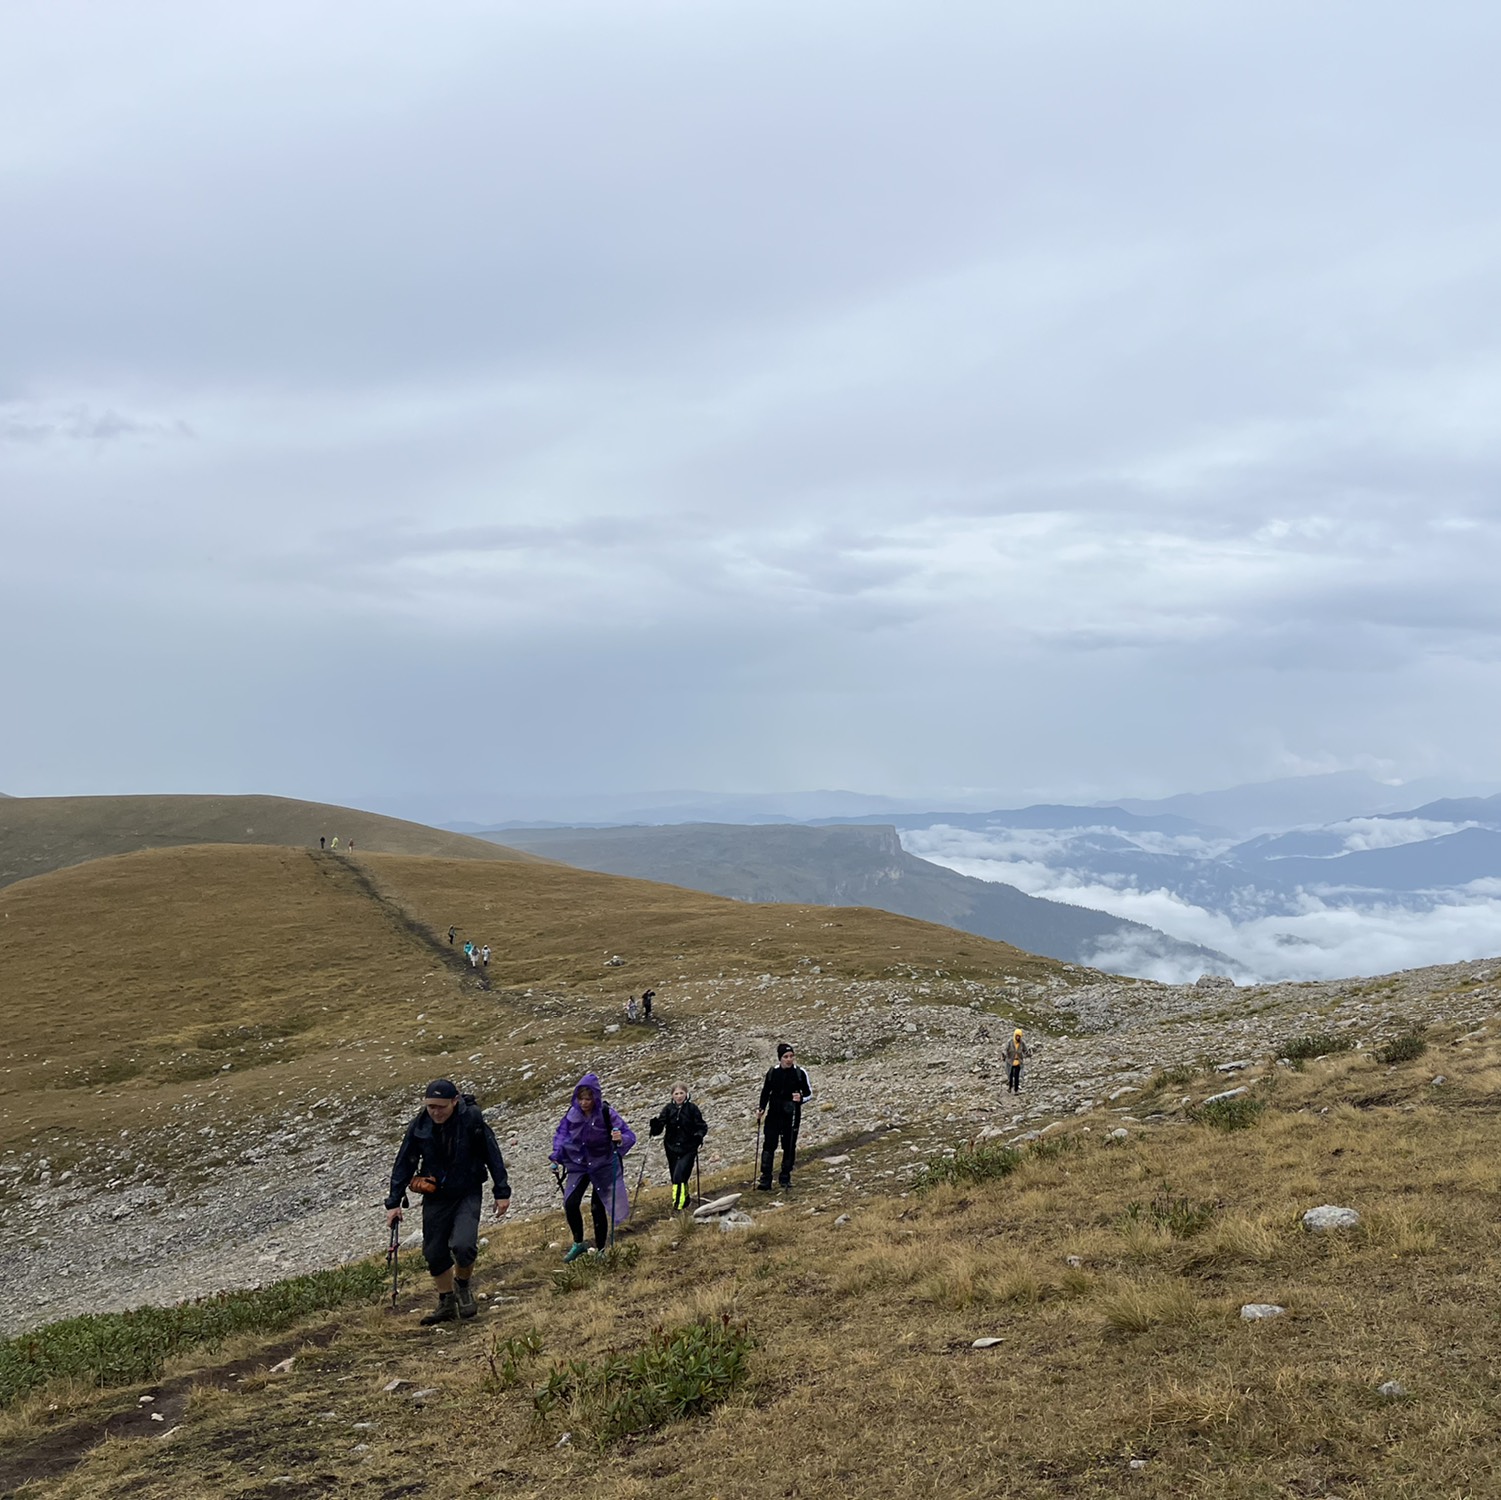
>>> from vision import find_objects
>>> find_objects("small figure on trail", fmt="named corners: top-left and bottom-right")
top-left (384, 1079), bottom-right (511, 1325)
top-left (481, 944), bottom-right (490, 968)
top-left (550, 1073), bottom-right (636, 1261)
top-left (469, 946), bottom-right (480, 970)
top-left (330, 835), bottom-right (340, 850)
top-left (641, 988), bottom-right (655, 1021)
top-left (319, 835), bottom-right (326, 850)
top-left (756, 1042), bottom-right (813, 1191)
top-left (1003, 1028), bottom-right (1031, 1093)
top-left (463, 940), bottom-right (473, 960)
top-left (626, 995), bottom-right (639, 1023)
top-left (347, 838), bottom-right (354, 853)
top-left (649, 1081), bottom-right (707, 1210)
top-left (448, 925), bottom-right (457, 945)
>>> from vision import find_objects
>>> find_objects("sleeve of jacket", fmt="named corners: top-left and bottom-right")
top-left (687, 1102), bottom-right (708, 1145)
top-left (550, 1116), bottom-right (568, 1165)
top-left (758, 1068), bottom-right (774, 1110)
top-left (648, 1111), bottom-right (664, 1137)
top-left (385, 1120), bottom-right (421, 1210)
top-left (611, 1107), bottom-right (637, 1155)
top-left (798, 1067), bottom-right (814, 1099)
top-left (478, 1115), bottom-right (511, 1199)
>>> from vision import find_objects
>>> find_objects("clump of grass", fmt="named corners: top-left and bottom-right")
top-left (1377, 1027), bottom-right (1428, 1064)
top-left (917, 1142), bottom-right (1020, 1193)
top-left (550, 1240), bottom-right (641, 1294)
top-left (483, 1328), bottom-right (544, 1390)
top-left (1028, 1133), bottom-right (1081, 1163)
top-left (1122, 1185), bottom-right (1217, 1240)
top-left (532, 1315), bottom-right (753, 1442)
top-left (1190, 1095), bottom-right (1266, 1132)
top-left (0, 1261), bottom-right (387, 1408)
top-left (1098, 1282), bottom-right (1201, 1337)
top-left (1279, 1031), bottom-right (1354, 1065)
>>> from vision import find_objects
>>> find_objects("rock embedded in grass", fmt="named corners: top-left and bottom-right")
top-left (1240, 1303), bottom-right (1285, 1320)
top-left (1302, 1205), bottom-right (1360, 1232)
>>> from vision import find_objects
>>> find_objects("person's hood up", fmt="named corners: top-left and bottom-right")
top-left (567, 1072), bottom-right (604, 1121)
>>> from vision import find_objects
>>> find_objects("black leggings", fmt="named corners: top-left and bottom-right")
top-left (665, 1146), bottom-right (698, 1187)
top-left (564, 1177), bottom-right (610, 1248)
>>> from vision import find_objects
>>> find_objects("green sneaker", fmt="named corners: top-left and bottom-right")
top-left (563, 1241), bottom-right (589, 1263)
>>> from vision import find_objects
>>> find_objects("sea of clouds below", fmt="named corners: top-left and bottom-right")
top-left (902, 826), bottom-right (1501, 985)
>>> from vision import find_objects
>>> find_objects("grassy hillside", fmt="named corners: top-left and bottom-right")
top-left (0, 844), bottom-right (1062, 1156)
top-left (491, 822), bottom-right (1227, 970)
top-left (4, 1014), bottom-right (1498, 1498)
top-left (0, 794), bottom-right (539, 890)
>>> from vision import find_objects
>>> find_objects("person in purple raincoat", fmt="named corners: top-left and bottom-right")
top-left (550, 1072), bottom-right (637, 1261)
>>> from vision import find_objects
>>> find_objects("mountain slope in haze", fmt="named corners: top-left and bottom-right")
top-left (488, 822), bottom-right (1232, 975)
top-left (813, 803), bottom-right (1218, 836)
top-left (0, 793), bottom-right (541, 890)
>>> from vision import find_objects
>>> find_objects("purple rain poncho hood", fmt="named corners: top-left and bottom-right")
top-left (551, 1072), bottom-right (636, 1225)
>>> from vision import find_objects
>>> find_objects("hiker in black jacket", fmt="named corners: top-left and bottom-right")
top-left (756, 1042), bottom-right (813, 1190)
top-left (648, 1081), bottom-right (708, 1210)
top-left (385, 1079), bottom-right (511, 1324)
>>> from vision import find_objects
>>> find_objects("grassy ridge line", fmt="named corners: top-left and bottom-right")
top-left (0, 792), bottom-right (542, 891)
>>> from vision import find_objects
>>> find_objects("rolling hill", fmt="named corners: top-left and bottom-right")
top-left (485, 822), bottom-right (1230, 975)
top-left (0, 793), bottom-right (540, 890)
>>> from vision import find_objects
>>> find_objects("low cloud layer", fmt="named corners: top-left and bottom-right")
top-left (904, 825), bottom-right (1501, 983)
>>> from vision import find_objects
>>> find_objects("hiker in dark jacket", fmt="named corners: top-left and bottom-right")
top-left (648, 1081), bottom-right (708, 1210)
top-left (385, 1079), bottom-right (511, 1325)
top-left (550, 1072), bottom-right (637, 1261)
top-left (756, 1042), bottom-right (813, 1190)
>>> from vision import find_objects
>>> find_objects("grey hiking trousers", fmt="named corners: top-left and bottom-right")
top-left (421, 1189), bottom-right (482, 1277)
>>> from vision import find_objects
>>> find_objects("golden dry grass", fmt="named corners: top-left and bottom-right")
top-left (12, 1029), bottom-right (1501, 1498)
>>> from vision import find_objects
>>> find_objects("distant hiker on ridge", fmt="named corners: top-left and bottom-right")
top-left (756, 1042), bottom-right (813, 1191)
top-left (625, 995), bottom-right (639, 1023)
top-left (330, 835), bottom-right (340, 850)
top-left (448, 926), bottom-right (457, 945)
top-left (1004, 1028), bottom-right (1031, 1093)
top-left (641, 988), bottom-right (655, 1021)
top-left (550, 1073), bottom-right (636, 1261)
top-left (319, 835), bottom-right (326, 850)
top-left (384, 1079), bottom-right (511, 1325)
top-left (481, 943), bottom-right (490, 968)
top-left (649, 1081), bottom-right (707, 1210)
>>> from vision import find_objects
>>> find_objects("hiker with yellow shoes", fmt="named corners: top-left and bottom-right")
top-left (648, 1081), bottom-right (708, 1210)
top-left (1003, 1028), bottom-right (1031, 1093)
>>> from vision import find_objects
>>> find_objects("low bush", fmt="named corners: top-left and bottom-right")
top-left (918, 1142), bottom-right (1021, 1192)
top-left (483, 1328), bottom-right (544, 1389)
top-left (1190, 1095), bottom-right (1266, 1132)
top-left (0, 1260), bottom-right (387, 1408)
top-left (551, 1241), bottom-right (641, 1294)
top-left (1279, 1031), bottom-right (1354, 1064)
top-left (533, 1315), bottom-right (754, 1442)
top-left (1376, 1028), bottom-right (1428, 1064)
top-left (1122, 1185), bottom-right (1217, 1240)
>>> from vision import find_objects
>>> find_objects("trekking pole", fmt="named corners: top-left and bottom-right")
top-left (694, 1157), bottom-right (701, 1209)
top-left (609, 1149), bottom-right (625, 1255)
top-left (633, 1150), bottom-right (648, 1204)
top-left (549, 1164), bottom-right (566, 1198)
top-left (386, 1219), bottom-right (401, 1311)
top-left (749, 1117), bottom-right (761, 1187)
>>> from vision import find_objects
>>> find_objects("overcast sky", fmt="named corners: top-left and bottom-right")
top-left (5, 0), bottom-right (1501, 817)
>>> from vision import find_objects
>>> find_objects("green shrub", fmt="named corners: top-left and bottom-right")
top-left (0, 1260), bottom-right (386, 1408)
top-left (1122, 1185), bottom-right (1216, 1239)
top-left (550, 1241), bottom-right (641, 1295)
top-left (1280, 1031), bottom-right (1354, 1064)
top-left (918, 1142), bottom-right (1021, 1193)
top-left (1376, 1028), bottom-right (1428, 1064)
top-left (484, 1328), bottom-right (544, 1389)
top-left (1027, 1134), bottom-right (1081, 1164)
top-left (1190, 1095), bottom-right (1266, 1132)
top-left (533, 1315), bottom-right (753, 1442)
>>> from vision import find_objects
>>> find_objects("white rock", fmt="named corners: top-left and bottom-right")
top-left (1216, 1060), bottom-right (1251, 1073)
top-left (604, 1024), bottom-right (620, 1034)
top-left (833, 1214), bottom-right (851, 1227)
top-left (822, 1155), bottom-right (850, 1166)
top-left (269, 1357), bottom-right (296, 1374)
top-left (971, 1337), bottom-right (1003, 1349)
top-left (1302, 1205), bottom-right (1360, 1232)
top-left (408, 1387), bottom-right (439, 1402)
top-left (1065, 1255), bottom-right (1083, 1269)
top-left (1377, 1380), bottom-right (1408, 1399)
top-left (1201, 1086), bottom-right (1250, 1107)
top-left (382, 1379), bottom-right (411, 1393)
top-left (1129, 1458), bottom-right (1148, 1471)
top-left (150, 1412), bottom-right (165, 1422)
top-left (692, 1193), bottom-right (742, 1218)
top-left (719, 1211), bottom-right (755, 1231)
top-left (1240, 1304), bottom-right (1285, 1321)
top-left (138, 1396), bottom-right (155, 1405)
top-left (1430, 1075), bottom-right (1447, 1087)
top-left (556, 1431), bottom-right (573, 1447)
top-left (1107, 1128), bottom-right (1129, 1142)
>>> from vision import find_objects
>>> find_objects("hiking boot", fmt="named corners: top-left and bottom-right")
top-left (420, 1292), bottom-right (457, 1325)
top-left (454, 1281), bottom-right (478, 1319)
top-left (563, 1241), bottom-right (590, 1263)
top-left (754, 1181), bottom-right (771, 1191)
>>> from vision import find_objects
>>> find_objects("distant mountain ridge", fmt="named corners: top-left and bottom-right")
top-left (489, 822), bottom-right (1233, 976)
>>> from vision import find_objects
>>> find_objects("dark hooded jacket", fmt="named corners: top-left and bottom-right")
top-left (385, 1098), bottom-right (511, 1210)
top-left (648, 1097), bottom-right (708, 1157)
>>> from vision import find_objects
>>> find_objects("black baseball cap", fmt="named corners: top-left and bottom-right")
top-left (424, 1079), bottom-right (459, 1099)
